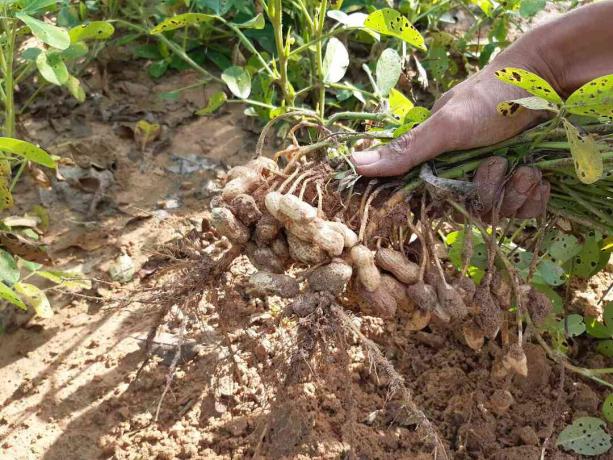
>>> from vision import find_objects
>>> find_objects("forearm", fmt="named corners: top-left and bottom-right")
top-left (494, 1), bottom-right (613, 97)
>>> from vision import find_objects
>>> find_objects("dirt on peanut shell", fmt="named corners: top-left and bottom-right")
top-left (1, 58), bottom-right (612, 460)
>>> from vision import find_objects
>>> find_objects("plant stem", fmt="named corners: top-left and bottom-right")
top-left (314, 0), bottom-right (327, 119)
top-left (270, 0), bottom-right (292, 105)
top-left (326, 111), bottom-right (395, 126)
top-left (0, 18), bottom-right (16, 137)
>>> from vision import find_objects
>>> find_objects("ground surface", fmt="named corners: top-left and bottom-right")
top-left (0, 46), bottom-right (612, 460)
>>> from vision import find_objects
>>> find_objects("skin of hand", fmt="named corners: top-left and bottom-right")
top-left (351, 1), bottom-right (613, 180)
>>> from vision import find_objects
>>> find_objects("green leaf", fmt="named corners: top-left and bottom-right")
top-left (68, 21), bottom-right (115, 42)
top-left (375, 48), bottom-right (402, 97)
top-left (393, 122), bottom-right (417, 138)
top-left (14, 282), bottom-right (52, 318)
top-left (65, 75), bottom-right (85, 102)
top-left (603, 394), bottom-right (613, 422)
top-left (563, 119), bottom-right (603, 184)
top-left (17, 258), bottom-right (42, 272)
top-left (565, 74), bottom-right (613, 119)
top-left (389, 88), bottom-right (414, 120)
top-left (21, 47), bottom-right (42, 61)
top-left (199, 0), bottom-right (235, 15)
top-left (597, 340), bottom-right (613, 358)
top-left (148, 60), bottom-right (168, 79)
top-left (221, 66), bottom-right (251, 99)
top-left (235, 13), bottom-right (265, 29)
top-left (60, 42), bottom-right (89, 61)
top-left (0, 138), bottom-right (55, 168)
top-left (557, 314), bottom-right (585, 337)
top-left (534, 259), bottom-right (566, 286)
top-left (16, 13), bottom-right (70, 50)
top-left (36, 51), bottom-right (69, 85)
top-left (520, 0), bottom-right (546, 17)
top-left (494, 67), bottom-right (562, 104)
top-left (19, 0), bottom-right (57, 15)
top-left (322, 37), bottom-right (349, 84)
top-left (585, 317), bottom-right (612, 339)
top-left (36, 270), bottom-right (91, 290)
top-left (472, 0), bottom-right (493, 16)
top-left (196, 91), bottom-right (227, 116)
top-left (0, 281), bottom-right (26, 310)
top-left (150, 13), bottom-right (215, 34)
top-left (0, 249), bottom-right (20, 285)
top-left (496, 96), bottom-right (559, 117)
top-left (556, 417), bottom-right (611, 456)
top-left (364, 8), bottom-right (426, 51)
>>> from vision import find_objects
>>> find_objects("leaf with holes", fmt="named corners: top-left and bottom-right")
top-left (235, 13), bottom-right (265, 29)
top-left (14, 282), bottom-right (53, 318)
top-left (0, 138), bottom-right (55, 168)
top-left (222, 66), bottom-right (251, 99)
top-left (494, 67), bottom-right (562, 104)
top-left (405, 106), bottom-right (431, 123)
top-left (566, 236), bottom-right (603, 279)
top-left (563, 119), bottom-right (603, 184)
top-left (69, 21), bottom-right (115, 42)
top-left (36, 51), bottom-right (69, 86)
top-left (534, 259), bottom-right (567, 286)
top-left (543, 232), bottom-right (582, 263)
top-left (323, 38), bottom-right (349, 84)
top-left (16, 13), bottom-right (70, 50)
top-left (364, 8), bottom-right (426, 50)
top-left (496, 96), bottom-right (559, 117)
top-left (556, 314), bottom-right (585, 337)
top-left (196, 91), bottom-right (227, 116)
top-left (565, 74), bottom-right (613, 119)
top-left (150, 13), bottom-right (215, 34)
top-left (389, 88), bottom-right (413, 120)
top-left (375, 48), bottom-right (401, 96)
top-left (557, 417), bottom-right (611, 456)
top-left (0, 281), bottom-right (26, 310)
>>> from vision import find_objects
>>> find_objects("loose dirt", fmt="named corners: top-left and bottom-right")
top-left (0, 56), bottom-right (611, 460)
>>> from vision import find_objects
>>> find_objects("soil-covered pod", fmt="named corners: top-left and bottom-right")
top-left (355, 280), bottom-right (397, 319)
top-left (436, 281), bottom-right (469, 320)
top-left (285, 218), bottom-right (318, 242)
top-left (246, 243), bottom-right (285, 273)
top-left (350, 245), bottom-right (381, 292)
top-left (462, 321), bottom-right (485, 351)
top-left (222, 171), bottom-right (261, 202)
top-left (328, 221), bottom-right (358, 248)
top-left (307, 259), bottom-right (353, 294)
top-left (312, 221), bottom-right (345, 256)
top-left (489, 389), bottom-right (514, 415)
top-left (231, 194), bottom-right (262, 226)
top-left (500, 166), bottom-right (543, 217)
top-left (247, 271), bottom-right (300, 298)
top-left (226, 165), bottom-right (258, 182)
top-left (264, 191), bottom-right (283, 220)
top-left (271, 236), bottom-right (290, 261)
top-left (502, 343), bottom-right (528, 377)
top-left (381, 275), bottom-right (414, 311)
top-left (491, 270), bottom-right (512, 308)
top-left (526, 288), bottom-right (553, 326)
top-left (290, 292), bottom-right (319, 317)
top-left (452, 276), bottom-right (476, 305)
top-left (279, 194), bottom-right (317, 223)
top-left (255, 213), bottom-right (282, 245)
top-left (406, 281), bottom-right (440, 312)
top-left (473, 156), bottom-right (508, 214)
top-left (375, 248), bottom-right (419, 284)
top-left (473, 285), bottom-right (503, 339)
top-left (406, 309), bottom-right (432, 331)
top-left (287, 232), bottom-right (328, 264)
top-left (210, 207), bottom-right (250, 243)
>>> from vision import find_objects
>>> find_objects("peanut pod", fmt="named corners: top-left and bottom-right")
top-left (287, 232), bottom-right (328, 264)
top-left (231, 194), bottom-right (262, 226)
top-left (375, 248), bottom-right (419, 284)
top-left (307, 259), bottom-right (353, 294)
top-left (279, 194), bottom-right (317, 223)
top-left (210, 207), bottom-right (250, 243)
top-left (247, 271), bottom-right (300, 298)
top-left (350, 244), bottom-right (381, 292)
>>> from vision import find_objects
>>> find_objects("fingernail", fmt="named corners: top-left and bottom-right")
top-left (351, 150), bottom-right (380, 166)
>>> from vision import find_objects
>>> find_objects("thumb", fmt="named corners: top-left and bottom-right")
top-left (351, 110), bottom-right (455, 177)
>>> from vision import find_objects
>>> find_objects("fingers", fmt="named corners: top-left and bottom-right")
top-left (499, 167), bottom-right (543, 217)
top-left (351, 111), bottom-right (453, 177)
top-left (515, 181), bottom-right (550, 219)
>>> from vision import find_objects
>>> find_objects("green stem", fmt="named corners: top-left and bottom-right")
top-left (559, 183), bottom-right (613, 227)
top-left (220, 17), bottom-right (275, 78)
top-left (9, 160), bottom-right (25, 191)
top-left (326, 111), bottom-right (395, 126)
top-left (270, 0), bottom-right (291, 105)
top-left (0, 19), bottom-right (16, 138)
top-left (315, 0), bottom-right (327, 119)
